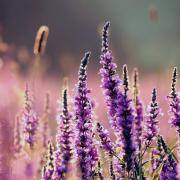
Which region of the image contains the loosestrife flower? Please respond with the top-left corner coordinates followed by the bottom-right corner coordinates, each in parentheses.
top-left (97, 122), bottom-right (114, 156)
top-left (151, 136), bottom-right (164, 175)
top-left (151, 149), bottom-right (161, 174)
top-left (53, 89), bottom-right (73, 179)
top-left (42, 141), bottom-right (54, 180)
top-left (22, 84), bottom-right (38, 149)
top-left (115, 65), bottom-right (135, 174)
top-left (100, 22), bottom-right (135, 178)
top-left (169, 67), bottom-right (180, 130)
top-left (158, 136), bottom-right (178, 180)
top-left (132, 68), bottom-right (144, 151)
top-left (144, 88), bottom-right (160, 145)
top-left (168, 68), bottom-right (180, 153)
top-left (75, 52), bottom-right (98, 179)
top-left (160, 157), bottom-right (178, 180)
top-left (99, 21), bottom-right (122, 131)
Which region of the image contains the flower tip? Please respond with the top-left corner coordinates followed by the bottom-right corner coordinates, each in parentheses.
top-left (152, 88), bottom-right (157, 102)
top-left (97, 122), bottom-right (101, 128)
top-left (123, 64), bottom-right (128, 71)
top-left (133, 68), bottom-right (139, 87)
top-left (102, 21), bottom-right (110, 53)
top-left (172, 67), bottom-right (178, 81)
top-left (123, 64), bottom-right (129, 90)
top-left (45, 92), bottom-right (50, 106)
top-left (63, 88), bottom-right (68, 108)
top-left (173, 66), bottom-right (177, 73)
top-left (25, 83), bottom-right (30, 100)
top-left (63, 77), bottom-right (69, 90)
top-left (85, 51), bottom-right (91, 58)
top-left (25, 82), bottom-right (29, 91)
top-left (104, 21), bottom-right (110, 29)
top-left (81, 51), bottom-right (91, 68)
top-left (133, 67), bottom-right (138, 76)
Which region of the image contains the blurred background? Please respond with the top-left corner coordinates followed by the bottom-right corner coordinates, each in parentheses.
top-left (0, 0), bottom-right (180, 74)
top-left (0, 0), bottom-right (179, 145)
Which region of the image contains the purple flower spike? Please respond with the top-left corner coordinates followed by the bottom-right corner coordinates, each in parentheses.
top-left (116, 65), bottom-right (135, 173)
top-left (100, 22), bottom-right (135, 177)
top-left (168, 68), bottom-right (180, 154)
top-left (102, 21), bottom-right (110, 53)
top-left (158, 136), bottom-right (178, 180)
top-left (150, 136), bottom-right (164, 175)
top-left (159, 157), bottom-right (178, 180)
top-left (144, 88), bottom-right (160, 144)
top-left (75, 52), bottom-right (98, 179)
top-left (99, 21), bottom-right (122, 131)
top-left (112, 65), bottom-right (135, 172)
top-left (22, 84), bottom-right (38, 148)
top-left (53, 89), bottom-right (73, 179)
top-left (97, 122), bottom-right (114, 156)
top-left (151, 149), bottom-right (161, 174)
top-left (42, 141), bottom-right (54, 180)
top-left (133, 68), bottom-right (144, 151)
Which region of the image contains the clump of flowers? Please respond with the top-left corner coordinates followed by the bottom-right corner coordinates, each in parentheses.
top-left (3, 21), bottom-right (179, 180)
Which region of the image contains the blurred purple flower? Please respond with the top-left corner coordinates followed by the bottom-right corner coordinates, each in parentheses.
top-left (132, 68), bottom-right (144, 152)
top-left (25, 162), bottom-right (34, 178)
top-left (22, 84), bottom-right (38, 148)
top-left (13, 115), bottom-right (22, 156)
